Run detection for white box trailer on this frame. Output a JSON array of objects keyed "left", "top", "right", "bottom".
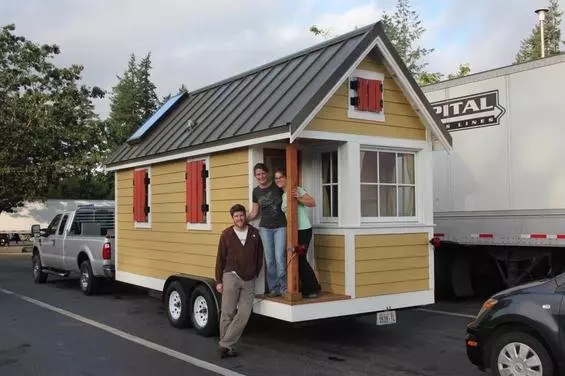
[{"left": 422, "top": 54, "right": 565, "bottom": 298}]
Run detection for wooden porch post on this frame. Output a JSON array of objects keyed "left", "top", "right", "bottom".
[{"left": 284, "top": 143, "right": 302, "bottom": 302}]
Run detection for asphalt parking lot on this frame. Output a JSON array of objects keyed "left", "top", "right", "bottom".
[{"left": 0, "top": 253, "right": 487, "bottom": 376}]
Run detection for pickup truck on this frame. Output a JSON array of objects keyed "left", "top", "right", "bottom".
[{"left": 30, "top": 205, "right": 115, "bottom": 295}]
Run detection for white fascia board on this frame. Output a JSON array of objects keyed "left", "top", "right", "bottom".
[{"left": 107, "top": 132, "right": 290, "bottom": 172}]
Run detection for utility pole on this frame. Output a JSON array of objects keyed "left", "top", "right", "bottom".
[{"left": 535, "top": 8, "right": 549, "bottom": 58}]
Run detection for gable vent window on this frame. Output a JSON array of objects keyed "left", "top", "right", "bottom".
[{"left": 348, "top": 69, "right": 386, "bottom": 122}]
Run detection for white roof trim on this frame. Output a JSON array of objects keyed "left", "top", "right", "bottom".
[
  {"left": 374, "top": 37, "right": 452, "bottom": 152},
  {"left": 106, "top": 132, "right": 290, "bottom": 172}
]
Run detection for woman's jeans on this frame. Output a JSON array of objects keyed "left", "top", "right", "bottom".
[{"left": 259, "top": 226, "right": 287, "bottom": 295}]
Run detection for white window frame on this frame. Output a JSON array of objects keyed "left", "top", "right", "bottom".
[
  {"left": 134, "top": 166, "right": 152, "bottom": 229},
  {"left": 359, "top": 146, "right": 420, "bottom": 224},
  {"left": 348, "top": 68, "right": 385, "bottom": 122},
  {"left": 316, "top": 147, "right": 340, "bottom": 224},
  {"left": 186, "top": 156, "right": 212, "bottom": 231}
]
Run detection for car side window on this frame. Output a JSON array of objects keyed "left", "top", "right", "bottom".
[
  {"left": 46, "top": 214, "right": 62, "bottom": 235},
  {"left": 58, "top": 215, "right": 69, "bottom": 236}
]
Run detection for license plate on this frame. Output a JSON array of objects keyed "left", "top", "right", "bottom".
[{"left": 376, "top": 310, "right": 397, "bottom": 326}]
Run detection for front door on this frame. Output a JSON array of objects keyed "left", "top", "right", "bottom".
[
  {"left": 40, "top": 214, "right": 62, "bottom": 268},
  {"left": 263, "top": 148, "right": 301, "bottom": 185}
]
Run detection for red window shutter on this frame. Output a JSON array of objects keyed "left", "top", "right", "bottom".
[
  {"left": 357, "top": 78, "right": 369, "bottom": 111},
  {"left": 195, "top": 160, "right": 205, "bottom": 223},
  {"left": 133, "top": 170, "right": 147, "bottom": 222},
  {"left": 375, "top": 79, "right": 383, "bottom": 112},
  {"left": 368, "top": 79, "right": 383, "bottom": 112},
  {"left": 186, "top": 160, "right": 207, "bottom": 224},
  {"left": 186, "top": 162, "right": 194, "bottom": 222}
]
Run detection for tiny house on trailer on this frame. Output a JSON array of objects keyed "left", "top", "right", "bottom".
[{"left": 105, "top": 21, "right": 452, "bottom": 336}]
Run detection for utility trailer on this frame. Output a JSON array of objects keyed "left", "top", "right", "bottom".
[{"left": 423, "top": 54, "right": 565, "bottom": 298}]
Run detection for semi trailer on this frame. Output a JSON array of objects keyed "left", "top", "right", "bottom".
[{"left": 423, "top": 53, "right": 565, "bottom": 298}]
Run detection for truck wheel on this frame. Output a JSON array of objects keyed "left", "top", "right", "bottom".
[
  {"left": 491, "top": 331, "right": 553, "bottom": 376},
  {"left": 79, "top": 260, "right": 98, "bottom": 295},
  {"left": 32, "top": 254, "right": 48, "bottom": 284},
  {"left": 165, "top": 281, "right": 190, "bottom": 328},
  {"left": 190, "top": 284, "right": 218, "bottom": 337}
]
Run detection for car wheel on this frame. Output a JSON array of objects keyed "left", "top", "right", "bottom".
[
  {"left": 79, "top": 260, "right": 98, "bottom": 295},
  {"left": 491, "top": 331, "right": 553, "bottom": 376},
  {"left": 165, "top": 281, "right": 190, "bottom": 328},
  {"left": 190, "top": 284, "right": 218, "bottom": 337},
  {"left": 32, "top": 254, "right": 48, "bottom": 283}
]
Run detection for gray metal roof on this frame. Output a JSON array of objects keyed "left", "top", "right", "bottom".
[{"left": 106, "top": 21, "right": 451, "bottom": 168}]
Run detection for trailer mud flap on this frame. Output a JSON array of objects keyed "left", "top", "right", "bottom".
[{"left": 451, "top": 255, "right": 474, "bottom": 297}]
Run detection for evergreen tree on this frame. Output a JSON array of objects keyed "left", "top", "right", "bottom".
[
  {"left": 107, "top": 52, "right": 159, "bottom": 148},
  {"left": 515, "top": 0, "right": 564, "bottom": 63},
  {"left": 380, "top": 0, "right": 434, "bottom": 82},
  {"left": 0, "top": 24, "right": 108, "bottom": 212}
]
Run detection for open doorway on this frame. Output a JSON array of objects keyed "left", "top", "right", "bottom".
[{"left": 263, "top": 148, "right": 302, "bottom": 185}]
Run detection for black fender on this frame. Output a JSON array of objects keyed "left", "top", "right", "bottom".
[{"left": 163, "top": 274, "right": 221, "bottom": 315}]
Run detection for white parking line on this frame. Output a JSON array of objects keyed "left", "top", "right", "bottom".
[
  {"left": 416, "top": 307, "right": 476, "bottom": 319},
  {"left": 0, "top": 287, "right": 245, "bottom": 376}
]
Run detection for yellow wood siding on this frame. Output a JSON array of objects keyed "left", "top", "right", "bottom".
[
  {"left": 116, "top": 148, "right": 249, "bottom": 280},
  {"left": 314, "top": 234, "right": 345, "bottom": 295},
  {"left": 305, "top": 57, "right": 426, "bottom": 140},
  {"left": 355, "top": 233, "right": 429, "bottom": 298}
]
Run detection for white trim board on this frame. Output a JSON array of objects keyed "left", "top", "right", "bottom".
[
  {"left": 114, "top": 172, "right": 119, "bottom": 273},
  {"left": 106, "top": 133, "right": 290, "bottom": 172},
  {"left": 252, "top": 289, "right": 434, "bottom": 322},
  {"left": 300, "top": 130, "right": 428, "bottom": 151},
  {"left": 116, "top": 271, "right": 166, "bottom": 292}
]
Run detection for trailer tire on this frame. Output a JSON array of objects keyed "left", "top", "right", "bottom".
[
  {"left": 79, "top": 260, "right": 98, "bottom": 295},
  {"left": 190, "top": 284, "right": 218, "bottom": 337},
  {"left": 165, "top": 281, "right": 190, "bottom": 328},
  {"left": 32, "top": 253, "right": 47, "bottom": 284}
]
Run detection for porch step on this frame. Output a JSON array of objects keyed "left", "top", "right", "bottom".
[{"left": 256, "top": 292, "right": 350, "bottom": 306}]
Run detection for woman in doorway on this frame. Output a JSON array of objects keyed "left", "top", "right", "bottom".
[
  {"left": 247, "top": 163, "right": 287, "bottom": 297},
  {"left": 274, "top": 169, "right": 321, "bottom": 298}
]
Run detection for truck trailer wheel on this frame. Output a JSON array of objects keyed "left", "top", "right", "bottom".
[
  {"left": 165, "top": 281, "right": 190, "bottom": 328},
  {"left": 79, "top": 260, "right": 98, "bottom": 295},
  {"left": 190, "top": 284, "right": 218, "bottom": 337},
  {"left": 32, "top": 253, "right": 48, "bottom": 284}
]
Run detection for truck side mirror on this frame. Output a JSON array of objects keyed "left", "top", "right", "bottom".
[{"left": 31, "top": 224, "right": 40, "bottom": 236}]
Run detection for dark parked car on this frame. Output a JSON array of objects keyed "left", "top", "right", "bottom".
[{"left": 466, "top": 273, "right": 565, "bottom": 376}]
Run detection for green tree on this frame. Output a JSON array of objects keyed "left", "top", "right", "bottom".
[
  {"left": 0, "top": 24, "right": 107, "bottom": 213},
  {"left": 380, "top": 0, "right": 434, "bottom": 82},
  {"left": 107, "top": 52, "right": 159, "bottom": 148},
  {"left": 515, "top": 0, "right": 564, "bottom": 63},
  {"left": 447, "top": 63, "right": 471, "bottom": 79}
]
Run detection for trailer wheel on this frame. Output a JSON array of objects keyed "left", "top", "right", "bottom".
[
  {"left": 165, "top": 281, "right": 190, "bottom": 328},
  {"left": 32, "top": 253, "right": 47, "bottom": 284},
  {"left": 190, "top": 284, "right": 218, "bottom": 337}
]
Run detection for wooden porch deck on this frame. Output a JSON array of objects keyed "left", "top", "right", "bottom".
[{"left": 255, "top": 292, "right": 351, "bottom": 306}]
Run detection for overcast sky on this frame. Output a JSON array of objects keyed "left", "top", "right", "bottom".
[{"left": 1, "top": 0, "right": 560, "bottom": 118}]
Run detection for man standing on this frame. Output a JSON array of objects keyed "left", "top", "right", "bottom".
[{"left": 215, "top": 204, "right": 264, "bottom": 358}]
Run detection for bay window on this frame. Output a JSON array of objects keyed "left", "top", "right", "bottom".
[{"left": 360, "top": 150, "right": 416, "bottom": 219}]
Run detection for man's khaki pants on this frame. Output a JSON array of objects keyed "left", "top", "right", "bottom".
[{"left": 219, "top": 272, "right": 255, "bottom": 349}]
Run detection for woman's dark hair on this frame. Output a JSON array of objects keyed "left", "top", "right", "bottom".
[
  {"left": 230, "top": 204, "right": 247, "bottom": 217},
  {"left": 253, "top": 163, "right": 269, "bottom": 174},
  {"left": 274, "top": 168, "right": 286, "bottom": 177}
]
